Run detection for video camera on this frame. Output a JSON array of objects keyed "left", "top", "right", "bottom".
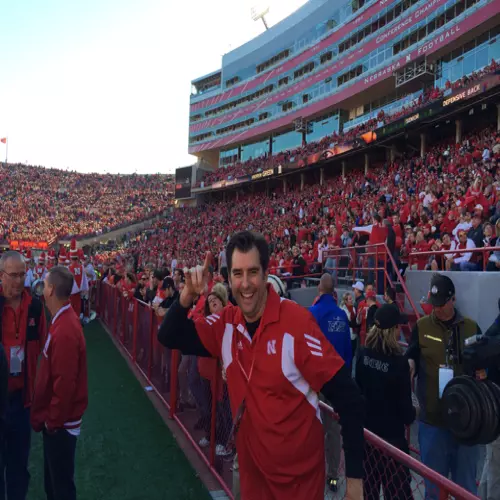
[{"left": 442, "top": 334, "right": 500, "bottom": 446}]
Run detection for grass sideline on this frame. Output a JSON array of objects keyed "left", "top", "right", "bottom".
[{"left": 27, "top": 321, "right": 211, "bottom": 500}]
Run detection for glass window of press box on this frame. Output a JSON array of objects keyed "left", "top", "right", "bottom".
[
  {"left": 434, "top": 27, "right": 500, "bottom": 90},
  {"left": 306, "top": 113, "right": 340, "bottom": 143},
  {"left": 219, "top": 147, "right": 240, "bottom": 168},
  {"left": 272, "top": 129, "right": 303, "bottom": 154},
  {"left": 241, "top": 138, "right": 270, "bottom": 162}
]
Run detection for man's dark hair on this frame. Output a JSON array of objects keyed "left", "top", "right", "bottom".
[
  {"left": 226, "top": 231, "right": 269, "bottom": 274},
  {"left": 162, "top": 277, "right": 175, "bottom": 290},
  {"left": 385, "top": 287, "right": 396, "bottom": 302},
  {"left": 47, "top": 266, "right": 74, "bottom": 300},
  {"left": 153, "top": 269, "right": 164, "bottom": 281}
]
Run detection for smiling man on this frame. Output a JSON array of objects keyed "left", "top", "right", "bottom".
[{"left": 158, "top": 231, "right": 364, "bottom": 500}]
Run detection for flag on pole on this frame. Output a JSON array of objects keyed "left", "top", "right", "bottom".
[{"left": 0, "top": 138, "right": 6, "bottom": 144}]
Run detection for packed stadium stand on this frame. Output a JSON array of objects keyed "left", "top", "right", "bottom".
[
  {"left": 93, "top": 1, "right": 500, "bottom": 497},
  {"left": 4, "top": 0, "right": 500, "bottom": 498},
  {"left": 0, "top": 164, "right": 174, "bottom": 244}
]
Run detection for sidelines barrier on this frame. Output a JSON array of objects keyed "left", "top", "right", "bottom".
[{"left": 98, "top": 282, "right": 479, "bottom": 499}]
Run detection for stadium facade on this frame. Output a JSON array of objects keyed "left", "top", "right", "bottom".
[{"left": 187, "top": 0, "right": 500, "bottom": 173}]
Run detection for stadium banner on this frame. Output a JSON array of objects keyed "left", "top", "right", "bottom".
[
  {"left": 441, "top": 72, "right": 500, "bottom": 107},
  {"left": 9, "top": 240, "right": 49, "bottom": 250},
  {"left": 189, "top": 2, "right": 496, "bottom": 154},
  {"left": 376, "top": 71, "right": 500, "bottom": 138},
  {"left": 175, "top": 166, "right": 193, "bottom": 199},
  {"left": 190, "top": 0, "right": 402, "bottom": 113},
  {"left": 190, "top": 0, "right": 454, "bottom": 134},
  {"left": 251, "top": 168, "right": 274, "bottom": 181},
  {"left": 376, "top": 100, "right": 443, "bottom": 137}
]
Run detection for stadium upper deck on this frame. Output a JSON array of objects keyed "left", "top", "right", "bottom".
[{"left": 188, "top": 0, "right": 500, "bottom": 168}]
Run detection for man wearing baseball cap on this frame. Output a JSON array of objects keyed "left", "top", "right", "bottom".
[
  {"left": 406, "top": 274, "right": 481, "bottom": 498},
  {"left": 352, "top": 281, "right": 365, "bottom": 308}
]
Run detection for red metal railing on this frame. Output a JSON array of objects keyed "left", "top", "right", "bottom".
[
  {"left": 325, "top": 242, "right": 421, "bottom": 333},
  {"left": 98, "top": 281, "right": 479, "bottom": 499},
  {"left": 408, "top": 245, "right": 499, "bottom": 272}
]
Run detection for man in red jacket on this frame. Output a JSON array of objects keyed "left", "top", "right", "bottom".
[
  {"left": 31, "top": 266, "right": 88, "bottom": 500},
  {"left": 0, "top": 250, "right": 46, "bottom": 500}
]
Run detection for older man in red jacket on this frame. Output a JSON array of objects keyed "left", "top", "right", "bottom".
[{"left": 31, "top": 266, "right": 88, "bottom": 500}]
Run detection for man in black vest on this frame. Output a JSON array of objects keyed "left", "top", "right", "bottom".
[{"left": 0, "top": 251, "right": 46, "bottom": 500}]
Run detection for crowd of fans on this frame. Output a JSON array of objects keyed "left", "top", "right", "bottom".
[
  {"left": 196, "top": 59, "right": 499, "bottom": 188},
  {"left": 0, "top": 164, "right": 174, "bottom": 242},
  {"left": 92, "top": 117, "right": 500, "bottom": 500},
  {"left": 97, "top": 122, "right": 500, "bottom": 285}
]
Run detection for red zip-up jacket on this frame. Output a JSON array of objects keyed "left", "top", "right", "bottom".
[{"left": 31, "top": 303, "right": 88, "bottom": 433}]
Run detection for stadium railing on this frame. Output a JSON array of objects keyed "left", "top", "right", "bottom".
[
  {"left": 407, "top": 245, "right": 499, "bottom": 271},
  {"left": 97, "top": 281, "right": 479, "bottom": 499}
]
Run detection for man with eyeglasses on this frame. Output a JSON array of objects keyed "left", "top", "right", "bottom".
[{"left": 0, "top": 251, "right": 47, "bottom": 500}]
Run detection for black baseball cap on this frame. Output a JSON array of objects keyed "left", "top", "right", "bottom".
[
  {"left": 429, "top": 274, "right": 455, "bottom": 307},
  {"left": 374, "top": 304, "right": 402, "bottom": 329}
]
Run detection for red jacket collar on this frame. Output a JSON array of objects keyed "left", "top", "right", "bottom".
[{"left": 232, "top": 283, "right": 281, "bottom": 331}]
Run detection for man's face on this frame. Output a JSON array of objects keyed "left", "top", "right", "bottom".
[
  {"left": 229, "top": 247, "right": 268, "bottom": 322},
  {"left": 1, "top": 258, "right": 26, "bottom": 299},
  {"left": 434, "top": 298, "right": 455, "bottom": 321}
]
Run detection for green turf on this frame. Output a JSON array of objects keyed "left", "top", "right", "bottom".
[{"left": 28, "top": 321, "right": 211, "bottom": 500}]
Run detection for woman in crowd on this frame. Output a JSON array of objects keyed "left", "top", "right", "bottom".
[
  {"left": 355, "top": 304, "right": 417, "bottom": 500},
  {"left": 197, "top": 283, "right": 232, "bottom": 457},
  {"left": 340, "top": 292, "right": 358, "bottom": 361}
]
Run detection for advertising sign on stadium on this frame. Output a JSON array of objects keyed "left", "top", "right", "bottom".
[
  {"left": 442, "top": 74, "right": 500, "bottom": 107},
  {"left": 405, "top": 113, "right": 420, "bottom": 125},
  {"left": 175, "top": 166, "right": 193, "bottom": 199},
  {"left": 251, "top": 169, "right": 274, "bottom": 180},
  {"left": 9, "top": 240, "right": 49, "bottom": 250}
]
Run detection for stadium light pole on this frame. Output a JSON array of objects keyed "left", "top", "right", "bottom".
[{"left": 251, "top": 4, "right": 270, "bottom": 30}]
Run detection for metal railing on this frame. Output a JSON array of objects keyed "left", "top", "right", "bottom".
[
  {"left": 97, "top": 281, "right": 479, "bottom": 499},
  {"left": 408, "top": 245, "right": 499, "bottom": 272}
]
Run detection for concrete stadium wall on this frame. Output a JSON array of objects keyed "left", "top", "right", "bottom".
[
  {"left": 405, "top": 271, "right": 500, "bottom": 333},
  {"left": 289, "top": 286, "right": 318, "bottom": 307},
  {"left": 290, "top": 271, "right": 500, "bottom": 334}
]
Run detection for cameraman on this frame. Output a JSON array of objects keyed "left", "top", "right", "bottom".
[
  {"left": 407, "top": 274, "right": 481, "bottom": 498},
  {"left": 479, "top": 298, "right": 500, "bottom": 500}
]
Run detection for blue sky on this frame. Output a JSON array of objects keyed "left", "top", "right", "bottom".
[{"left": 0, "top": 0, "right": 307, "bottom": 174}]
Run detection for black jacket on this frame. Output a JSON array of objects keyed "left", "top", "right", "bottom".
[
  {"left": 0, "top": 344, "right": 7, "bottom": 433},
  {"left": 160, "top": 290, "right": 180, "bottom": 310},
  {"left": 485, "top": 311, "right": 500, "bottom": 385},
  {"left": 355, "top": 346, "right": 415, "bottom": 448}
]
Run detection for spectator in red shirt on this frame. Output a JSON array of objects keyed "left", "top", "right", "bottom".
[{"left": 32, "top": 266, "right": 87, "bottom": 500}]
